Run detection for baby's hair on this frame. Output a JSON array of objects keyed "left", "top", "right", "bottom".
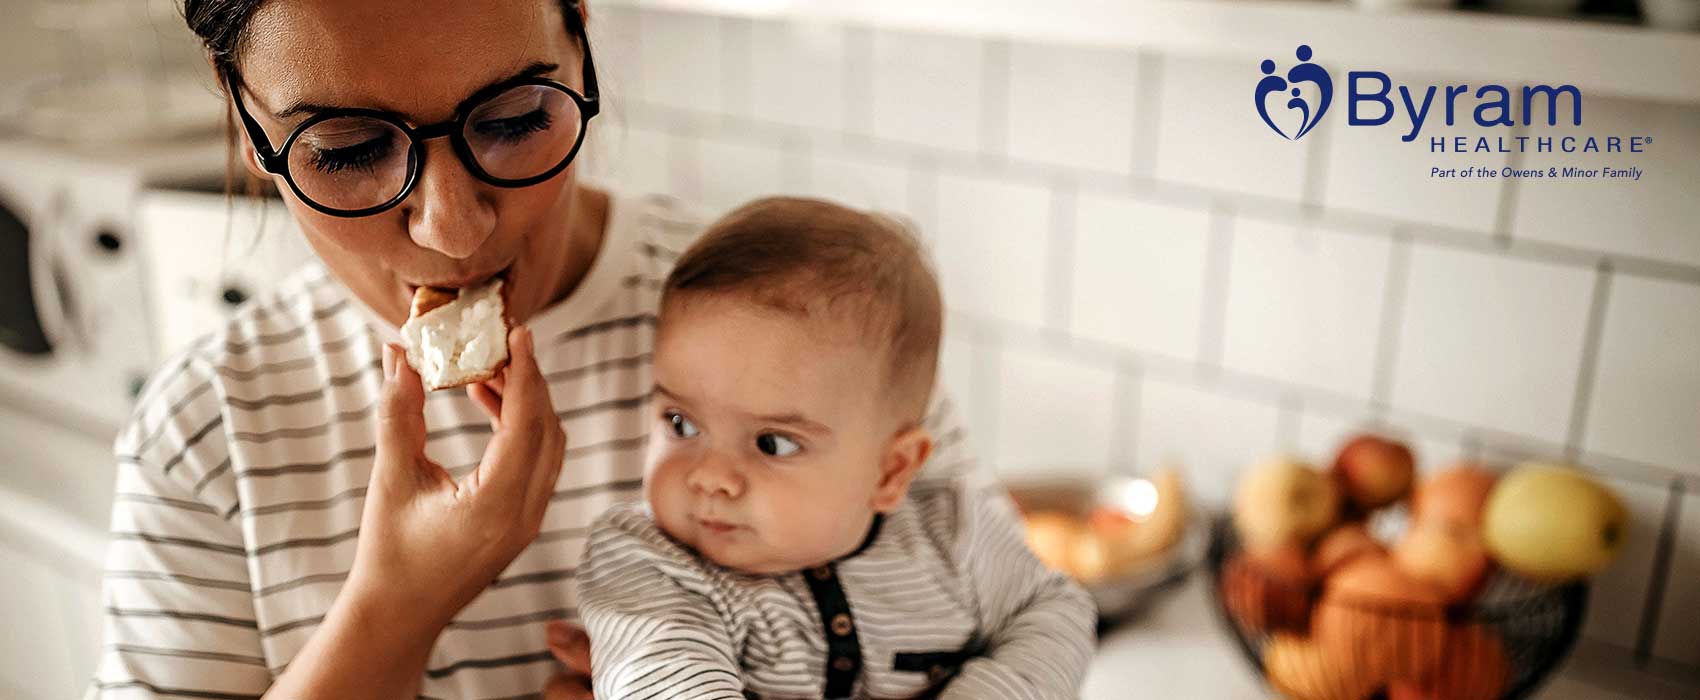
[{"left": 662, "top": 196, "right": 943, "bottom": 427}]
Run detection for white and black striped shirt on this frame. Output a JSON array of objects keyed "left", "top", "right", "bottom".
[
  {"left": 85, "top": 192, "right": 1039, "bottom": 700},
  {"left": 578, "top": 483, "right": 1096, "bottom": 700}
]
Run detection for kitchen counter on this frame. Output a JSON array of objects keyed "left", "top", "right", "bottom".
[{"left": 1083, "top": 573, "right": 1697, "bottom": 700}]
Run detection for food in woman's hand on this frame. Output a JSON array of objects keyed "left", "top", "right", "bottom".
[
  {"left": 1331, "top": 435, "right": 1415, "bottom": 512},
  {"left": 1234, "top": 457, "right": 1339, "bottom": 549},
  {"left": 1482, "top": 463, "right": 1627, "bottom": 583},
  {"left": 401, "top": 279, "right": 510, "bottom": 391}
]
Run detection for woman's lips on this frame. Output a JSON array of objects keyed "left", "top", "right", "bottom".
[{"left": 405, "top": 264, "right": 513, "bottom": 295}]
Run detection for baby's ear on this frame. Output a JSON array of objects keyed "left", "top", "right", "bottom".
[{"left": 870, "top": 426, "right": 932, "bottom": 512}]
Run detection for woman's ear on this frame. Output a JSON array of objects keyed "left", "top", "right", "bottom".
[{"left": 869, "top": 426, "right": 933, "bottom": 513}]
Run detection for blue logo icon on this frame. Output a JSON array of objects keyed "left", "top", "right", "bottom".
[{"left": 1255, "top": 45, "right": 1333, "bottom": 140}]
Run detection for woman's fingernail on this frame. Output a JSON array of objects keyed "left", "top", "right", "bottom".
[
  {"left": 382, "top": 344, "right": 396, "bottom": 380},
  {"left": 523, "top": 326, "right": 536, "bottom": 353}
]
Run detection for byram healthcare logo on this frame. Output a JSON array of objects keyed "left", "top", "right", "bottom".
[
  {"left": 1250, "top": 45, "right": 1654, "bottom": 175},
  {"left": 1254, "top": 45, "right": 1332, "bottom": 141}
]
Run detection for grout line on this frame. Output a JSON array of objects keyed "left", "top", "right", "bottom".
[
  {"left": 1565, "top": 259, "right": 1614, "bottom": 463},
  {"left": 980, "top": 38, "right": 1011, "bottom": 168},
  {"left": 1131, "top": 50, "right": 1164, "bottom": 181},
  {"left": 1369, "top": 229, "right": 1413, "bottom": 411},
  {"left": 1195, "top": 203, "right": 1236, "bottom": 379},
  {"left": 1635, "top": 479, "right": 1685, "bottom": 666},
  {"left": 1491, "top": 123, "right": 1527, "bottom": 248},
  {"left": 719, "top": 16, "right": 753, "bottom": 121},
  {"left": 1046, "top": 178, "right": 1079, "bottom": 334}
]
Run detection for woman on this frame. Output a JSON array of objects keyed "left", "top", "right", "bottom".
[{"left": 92, "top": 1, "right": 996, "bottom": 698}]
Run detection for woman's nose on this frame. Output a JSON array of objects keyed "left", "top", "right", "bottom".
[
  {"left": 405, "top": 139, "right": 497, "bottom": 259},
  {"left": 686, "top": 454, "right": 745, "bottom": 499}
]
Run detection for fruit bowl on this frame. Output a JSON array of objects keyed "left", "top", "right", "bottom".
[
  {"left": 1008, "top": 473, "right": 1208, "bottom": 623},
  {"left": 1206, "top": 516, "right": 1587, "bottom": 700}
]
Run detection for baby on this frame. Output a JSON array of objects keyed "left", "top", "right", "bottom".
[{"left": 575, "top": 197, "right": 1096, "bottom": 700}]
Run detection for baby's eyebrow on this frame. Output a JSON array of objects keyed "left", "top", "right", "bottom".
[{"left": 754, "top": 412, "right": 832, "bottom": 436}]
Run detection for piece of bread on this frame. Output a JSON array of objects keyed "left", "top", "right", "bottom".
[{"left": 399, "top": 279, "right": 510, "bottom": 391}]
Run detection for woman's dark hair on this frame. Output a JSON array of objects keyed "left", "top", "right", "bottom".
[{"left": 184, "top": 0, "right": 587, "bottom": 79}]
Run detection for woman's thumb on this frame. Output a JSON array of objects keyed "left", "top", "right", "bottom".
[{"left": 378, "top": 344, "right": 427, "bottom": 454}]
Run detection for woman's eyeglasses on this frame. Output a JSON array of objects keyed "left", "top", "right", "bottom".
[{"left": 226, "top": 44, "right": 599, "bottom": 218}]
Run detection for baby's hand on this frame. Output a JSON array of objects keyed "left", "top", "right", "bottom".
[{"left": 543, "top": 620, "right": 594, "bottom": 699}]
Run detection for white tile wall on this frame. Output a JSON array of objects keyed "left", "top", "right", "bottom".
[
  {"left": 1133, "top": 377, "right": 1283, "bottom": 505},
  {"left": 1154, "top": 55, "right": 1309, "bottom": 203},
  {"left": 1583, "top": 276, "right": 1700, "bottom": 475},
  {"left": 1391, "top": 246, "right": 1595, "bottom": 442},
  {"left": 992, "top": 347, "right": 1118, "bottom": 479},
  {"left": 1068, "top": 192, "right": 1212, "bottom": 362},
  {"left": 687, "top": 135, "right": 797, "bottom": 215},
  {"left": 1581, "top": 476, "right": 1675, "bottom": 650},
  {"left": 1512, "top": 97, "right": 1700, "bottom": 267},
  {"left": 868, "top": 30, "right": 983, "bottom": 153},
  {"left": 1004, "top": 42, "right": 1141, "bottom": 175},
  {"left": 802, "top": 149, "right": 911, "bottom": 214},
  {"left": 1655, "top": 491, "right": 1700, "bottom": 666},
  {"left": 588, "top": 5, "right": 644, "bottom": 103},
  {"left": 1221, "top": 216, "right": 1391, "bottom": 400},
  {"left": 0, "top": 541, "right": 80, "bottom": 698},
  {"left": 932, "top": 172, "right": 1053, "bottom": 327},
  {"left": 635, "top": 10, "right": 725, "bottom": 114},
  {"left": 744, "top": 19, "right": 846, "bottom": 133}
]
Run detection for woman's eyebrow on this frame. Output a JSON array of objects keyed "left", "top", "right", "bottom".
[{"left": 270, "top": 61, "right": 561, "bottom": 121}]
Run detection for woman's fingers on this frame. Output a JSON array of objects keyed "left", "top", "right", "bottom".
[
  {"left": 466, "top": 381, "right": 503, "bottom": 430},
  {"left": 372, "top": 345, "right": 451, "bottom": 492},
  {"left": 481, "top": 326, "right": 566, "bottom": 500}
]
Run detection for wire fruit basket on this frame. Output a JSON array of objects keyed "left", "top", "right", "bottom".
[{"left": 1205, "top": 516, "right": 1587, "bottom": 700}]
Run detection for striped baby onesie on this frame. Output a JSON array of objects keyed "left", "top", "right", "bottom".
[{"left": 577, "top": 481, "right": 1097, "bottom": 700}]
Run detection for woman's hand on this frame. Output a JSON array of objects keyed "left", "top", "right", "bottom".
[
  {"left": 350, "top": 325, "right": 567, "bottom": 629},
  {"left": 262, "top": 326, "right": 566, "bottom": 700}
]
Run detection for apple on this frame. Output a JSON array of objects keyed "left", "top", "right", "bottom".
[
  {"left": 1392, "top": 520, "right": 1491, "bottom": 602},
  {"left": 1413, "top": 463, "right": 1497, "bottom": 528},
  {"left": 1483, "top": 463, "right": 1627, "bottom": 583},
  {"left": 1235, "top": 456, "right": 1340, "bottom": 549},
  {"left": 1220, "top": 545, "right": 1314, "bottom": 633},
  {"left": 1311, "top": 524, "right": 1387, "bottom": 578},
  {"left": 1313, "top": 558, "right": 1447, "bottom": 682},
  {"left": 1264, "top": 633, "right": 1382, "bottom": 700},
  {"left": 1332, "top": 434, "right": 1415, "bottom": 511}
]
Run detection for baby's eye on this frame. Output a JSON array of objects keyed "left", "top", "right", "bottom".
[
  {"left": 664, "top": 411, "right": 700, "bottom": 439},
  {"left": 755, "top": 433, "right": 800, "bottom": 457}
]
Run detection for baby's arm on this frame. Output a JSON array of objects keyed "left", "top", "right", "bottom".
[
  {"left": 577, "top": 505, "right": 747, "bottom": 700},
  {"left": 939, "top": 487, "right": 1098, "bottom": 700}
]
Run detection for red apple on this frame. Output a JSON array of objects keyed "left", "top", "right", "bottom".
[
  {"left": 1392, "top": 520, "right": 1491, "bottom": 602},
  {"left": 1413, "top": 463, "right": 1497, "bottom": 528},
  {"left": 1332, "top": 434, "right": 1415, "bottom": 512}
]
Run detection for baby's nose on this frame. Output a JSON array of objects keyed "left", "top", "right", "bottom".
[{"left": 686, "top": 456, "right": 745, "bottom": 499}]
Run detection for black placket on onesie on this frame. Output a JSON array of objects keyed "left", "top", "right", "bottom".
[{"left": 801, "top": 513, "right": 885, "bottom": 700}]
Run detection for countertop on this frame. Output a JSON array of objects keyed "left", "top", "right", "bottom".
[{"left": 1082, "top": 573, "right": 1697, "bottom": 700}]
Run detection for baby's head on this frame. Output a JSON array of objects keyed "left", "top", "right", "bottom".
[{"left": 645, "top": 197, "right": 943, "bottom": 574}]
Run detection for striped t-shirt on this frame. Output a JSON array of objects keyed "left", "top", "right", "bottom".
[
  {"left": 578, "top": 484, "right": 1096, "bottom": 700},
  {"left": 86, "top": 191, "right": 1023, "bottom": 700}
]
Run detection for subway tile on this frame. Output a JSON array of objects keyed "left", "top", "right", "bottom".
[
  {"left": 802, "top": 150, "right": 911, "bottom": 214},
  {"left": 1134, "top": 377, "right": 1283, "bottom": 506},
  {"left": 594, "top": 124, "right": 677, "bottom": 198},
  {"left": 932, "top": 172, "right": 1053, "bottom": 327},
  {"left": 1578, "top": 476, "right": 1671, "bottom": 651},
  {"left": 1068, "top": 192, "right": 1211, "bottom": 362},
  {"left": 1512, "top": 97, "right": 1700, "bottom": 267},
  {"left": 586, "top": 5, "right": 643, "bottom": 102},
  {"left": 689, "top": 136, "right": 797, "bottom": 216},
  {"left": 993, "top": 347, "right": 1117, "bottom": 480},
  {"left": 1583, "top": 275, "right": 1700, "bottom": 475},
  {"left": 1154, "top": 54, "right": 1308, "bottom": 203},
  {"left": 1391, "top": 246, "right": 1593, "bottom": 442},
  {"left": 1221, "top": 217, "right": 1391, "bottom": 400},
  {"left": 1005, "top": 42, "right": 1140, "bottom": 175},
  {"left": 1653, "top": 489, "right": 1700, "bottom": 667},
  {"left": 868, "top": 29, "right": 983, "bottom": 153},
  {"left": 743, "top": 19, "right": 845, "bottom": 133},
  {"left": 1319, "top": 73, "right": 1508, "bottom": 234},
  {"left": 635, "top": 10, "right": 724, "bottom": 114}
]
